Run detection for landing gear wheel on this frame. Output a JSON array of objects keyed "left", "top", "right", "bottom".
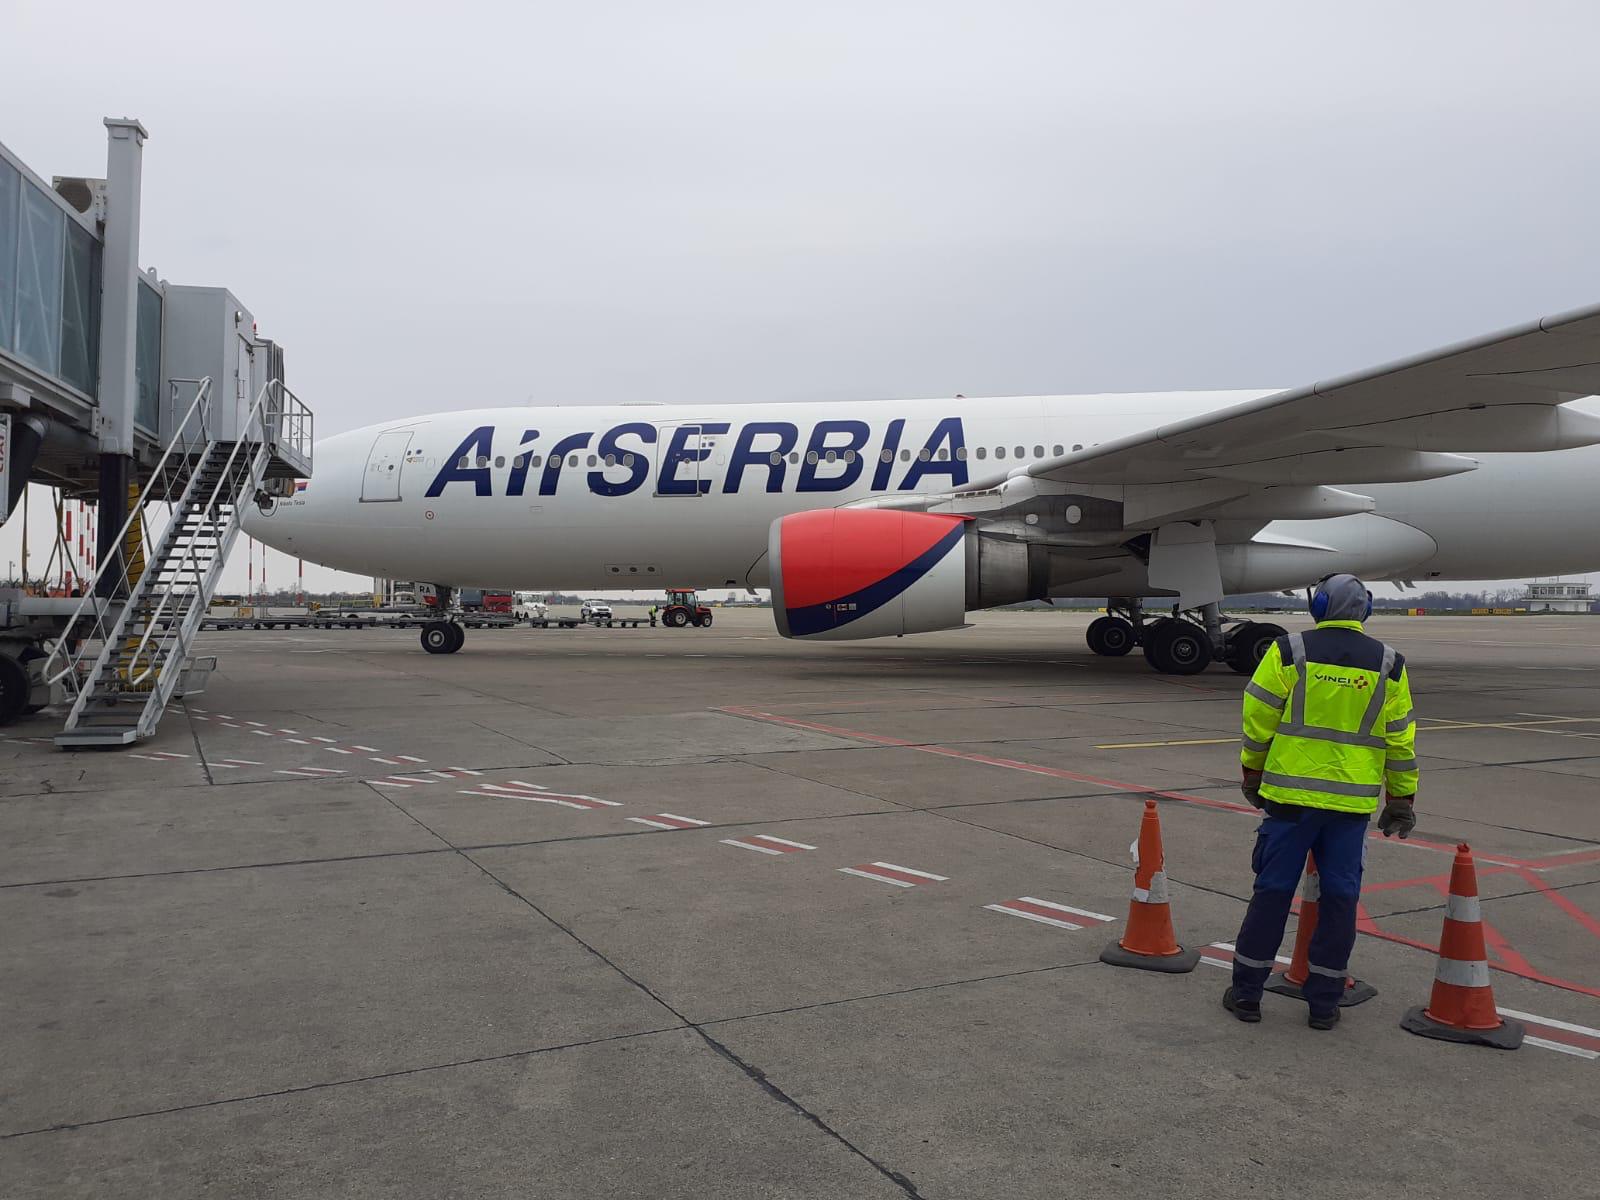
[
  {"left": 1146, "top": 620, "right": 1212, "bottom": 675},
  {"left": 0, "top": 654, "right": 29, "bottom": 724},
  {"left": 1226, "top": 622, "right": 1284, "bottom": 675},
  {"left": 421, "top": 622, "right": 454, "bottom": 654},
  {"left": 1086, "top": 615, "right": 1135, "bottom": 657},
  {"left": 446, "top": 623, "right": 466, "bottom": 652}
]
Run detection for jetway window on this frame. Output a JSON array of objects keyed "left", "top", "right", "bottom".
[
  {"left": 0, "top": 156, "right": 17, "bottom": 353},
  {"left": 14, "top": 180, "right": 64, "bottom": 373},
  {"left": 134, "top": 278, "right": 161, "bottom": 429},
  {"left": 58, "top": 219, "right": 99, "bottom": 395}
]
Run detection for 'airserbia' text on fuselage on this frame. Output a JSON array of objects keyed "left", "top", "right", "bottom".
[{"left": 423, "top": 418, "right": 973, "bottom": 498}]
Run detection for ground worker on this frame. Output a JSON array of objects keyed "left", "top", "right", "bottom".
[{"left": 1223, "top": 573, "right": 1419, "bottom": 1030}]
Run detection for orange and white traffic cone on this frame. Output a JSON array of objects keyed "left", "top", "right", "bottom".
[
  {"left": 1100, "top": 799, "right": 1199, "bottom": 973},
  {"left": 1400, "top": 844, "right": 1523, "bottom": 1049},
  {"left": 1265, "top": 852, "right": 1377, "bottom": 1006}
]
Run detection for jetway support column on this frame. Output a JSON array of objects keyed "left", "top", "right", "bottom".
[{"left": 93, "top": 118, "right": 148, "bottom": 596}]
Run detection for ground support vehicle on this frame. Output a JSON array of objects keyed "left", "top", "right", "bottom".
[{"left": 660, "top": 588, "right": 714, "bottom": 628}]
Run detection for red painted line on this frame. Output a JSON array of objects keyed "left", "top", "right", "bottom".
[
  {"left": 1006, "top": 898, "right": 1113, "bottom": 925},
  {"left": 844, "top": 863, "right": 944, "bottom": 886},
  {"left": 1517, "top": 869, "right": 1600, "bottom": 942}
]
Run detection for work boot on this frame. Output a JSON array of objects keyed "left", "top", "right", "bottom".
[
  {"left": 1222, "top": 986, "right": 1262, "bottom": 1023},
  {"left": 1308, "top": 1008, "right": 1341, "bottom": 1031}
]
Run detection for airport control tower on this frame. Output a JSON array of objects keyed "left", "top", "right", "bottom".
[{"left": 0, "top": 118, "right": 312, "bottom": 743}]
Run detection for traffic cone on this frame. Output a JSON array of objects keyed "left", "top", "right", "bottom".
[
  {"left": 1400, "top": 844, "right": 1523, "bottom": 1049},
  {"left": 1265, "top": 852, "right": 1377, "bottom": 1006},
  {"left": 1100, "top": 800, "right": 1199, "bottom": 973}
]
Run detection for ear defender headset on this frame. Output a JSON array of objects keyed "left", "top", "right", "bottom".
[{"left": 1308, "top": 573, "right": 1374, "bottom": 622}]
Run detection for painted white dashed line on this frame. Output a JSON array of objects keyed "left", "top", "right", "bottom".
[
  {"left": 838, "top": 861, "right": 948, "bottom": 888},
  {"left": 627, "top": 814, "right": 712, "bottom": 830},
  {"left": 368, "top": 774, "right": 439, "bottom": 788},
  {"left": 325, "top": 747, "right": 353, "bottom": 755},
  {"left": 253, "top": 729, "right": 274, "bottom": 737},
  {"left": 130, "top": 750, "right": 192, "bottom": 762},
  {"left": 312, "top": 736, "right": 337, "bottom": 743},
  {"left": 288, "top": 738, "right": 309, "bottom": 744},
  {"left": 244, "top": 721, "right": 265, "bottom": 727},
  {"left": 461, "top": 781, "right": 622, "bottom": 809},
  {"left": 192, "top": 714, "right": 211, "bottom": 721},
  {"left": 722, "top": 834, "right": 817, "bottom": 856},
  {"left": 277, "top": 728, "right": 299, "bottom": 735},
  {"left": 984, "top": 897, "right": 1116, "bottom": 931},
  {"left": 371, "top": 757, "right": 400, "bottom": 765},
  {"left": 397, "top": 755, "right": 427, "bottom": 763},
  {"left": 213, "top": 758, "right": 265, "bottom": 770},
  {"left": 352, "top": 745, "right": 378, "bottom": 753}
]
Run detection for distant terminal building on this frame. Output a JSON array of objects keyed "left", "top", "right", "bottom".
[{"left": 1523, "top": 579, "right": 1594, "bottom": 614}]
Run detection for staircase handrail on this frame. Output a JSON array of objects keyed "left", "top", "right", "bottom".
[
  {"left": 126, "top": 381, "right": 280, "bottom": 685},
  {"left": 42, "top": 378, "right": 214, "bottom": 688}
]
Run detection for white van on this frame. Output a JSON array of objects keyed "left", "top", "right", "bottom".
[{"left": 513, "top": 592, "right": 548, "bottom": 620}]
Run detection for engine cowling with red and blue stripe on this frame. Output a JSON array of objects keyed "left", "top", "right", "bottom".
[{"left": 769, "top": 509, "right": 1047, "bottom": 640}]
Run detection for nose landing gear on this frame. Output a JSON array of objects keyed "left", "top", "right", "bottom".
[{"left": 421, "top": 621, "right": 465, "bottom": 654}]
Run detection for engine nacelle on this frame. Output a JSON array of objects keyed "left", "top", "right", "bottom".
[{"left": 769, "top": 509, "right": 1052, "bottom": 640}]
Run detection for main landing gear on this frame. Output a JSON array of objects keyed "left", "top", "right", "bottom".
[
  {"left": 421, "top": 620, "right": 465, "bottom": 655},
  {"left": 1086, "top": 599, "right": 1284, "bottom": 677}
]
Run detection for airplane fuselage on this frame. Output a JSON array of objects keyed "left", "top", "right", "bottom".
[{"left": 246, "top": 393, "right": 1600, "bottom": 596}]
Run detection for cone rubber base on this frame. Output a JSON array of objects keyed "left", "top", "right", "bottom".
[
  {"left": 1100, "top": 941, "right": 1200, "bottom": 973},
  {"left": 1264, "top": 974, "right": 1378, "bottom": 1007},
  {"left": 1400, "top": 1005, "right": 1524, "bottom": 1050}
]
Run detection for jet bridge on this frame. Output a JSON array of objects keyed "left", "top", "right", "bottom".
[{"left": 0, "top": 118, "right": 313, "bottom": 739}]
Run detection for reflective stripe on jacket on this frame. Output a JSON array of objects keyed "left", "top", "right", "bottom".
[{"left": 1240, "top": 619, "right": 1418, "bottom": 813}]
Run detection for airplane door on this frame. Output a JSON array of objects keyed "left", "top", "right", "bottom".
[
  {"left": 361, "top": 430, "right": 413, "bottom": 502},
  {"left": 655, "top": 424, "right": 716, "bottom": 496}
]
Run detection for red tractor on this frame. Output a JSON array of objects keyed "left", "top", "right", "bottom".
[{"left": 661, "top": 588, "right": 713, "bottom": 628}]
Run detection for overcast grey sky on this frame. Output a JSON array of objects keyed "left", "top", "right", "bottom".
[{"left": 4, "top": 1, "right": 1599, "bottom": 596}]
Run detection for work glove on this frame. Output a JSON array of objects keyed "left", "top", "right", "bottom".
[
  {"left": 1378, "top": 793, "right": 1417, "bottom": 839},
  {"left": 1241, "top": 767, "right": 1265, "bottom": 810}
]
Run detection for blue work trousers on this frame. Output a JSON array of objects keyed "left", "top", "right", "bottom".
[{"left": 1231, "top": 804, "right": 1368, "bottom": 1014}]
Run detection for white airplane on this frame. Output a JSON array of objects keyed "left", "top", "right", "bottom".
[{"left": 246, "top": 303, "right": 1600, "bottom": 674}]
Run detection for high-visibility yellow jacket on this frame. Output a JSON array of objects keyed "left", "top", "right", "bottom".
[{"left": 1241, "top": 619, "right": 1418, "bottom": 813}]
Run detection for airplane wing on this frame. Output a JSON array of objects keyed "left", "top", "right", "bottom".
[{"left": 1019, "top": 301, "right": 1600, "bottom": 489}]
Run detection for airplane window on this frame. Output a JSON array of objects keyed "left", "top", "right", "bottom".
[
  {"left": 495, "top": 456, "right": 506, "bottom": 469},
  {"left": 1033, "top": 445, "right": 1044, "bottom": 458},
  {"left": 806, "top": 451, "right": 819, "bottom": 465},
  {"left": 1073, "top": 443, "right": 1082, "bottom": 451},
  {"left": 605, "top": 453, "right": 616, "bottom": 467},
  {"left": 975, "top": 446, "right": 987, "bottom": 460},
  {"left": 788, "top": 452, "right": 799, "bottom": 464},
  {"left": 587, "top": 455, "right": 598, "bottom": 467},
  {"left": 956, "top": 447, "right": 968, "bottom": 460},
  {"left": 568, "top": 454, "right": 579, "bottom": 468},
  {"left": 900, "top": 448, "right": 912, "bottom": 461},
  {"left": 476, "top": 455, "right": 490, "bottom": 468},
  {"left": 844, "top": 450, "right": 856, "bottom": 464},
  {"left": 879, "top": 449, "right": 892, "bottom": 464},
  {"left": 623, "top": 453, "right": 634, "bottom": 467},
  {"left": 458, "top": 456, "right": 470, "bottom": 469},
  {"left": 770, "top": 452, "right": 782, "bottom": 465},
  {"left": 996, "top": 447, "right": 1006, "bottom": 459},
  {"left": 531, "top": 455, "right": 543, "bottom": 467},
  {"left": 917, "top": 448, "right": 931, "bottom": 461},
  {"left": 936, "top": 448, "right": 948, "bottom": 460},
  {"left": 824, "top": 450, "right": 837, "bottom": 463},
  {"left": 514, "top": 455, "right": 527, "bottom": 469},
  {"left": 1014, "top": 446, "right": 1025, "bottom": 458},
  {"left": 1052, "top": 445, "right": 1064, "bottom": 456}
]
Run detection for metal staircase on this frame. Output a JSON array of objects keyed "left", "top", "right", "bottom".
[{"left": 44, "top": 377, "right": 313, "bottom": 747}]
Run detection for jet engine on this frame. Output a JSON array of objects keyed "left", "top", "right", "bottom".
[{"left": 769, "top": 509, "right": 1056, "bottom": 640}]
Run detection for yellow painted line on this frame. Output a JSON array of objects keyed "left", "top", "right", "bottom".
[
  {"left": 1416, "top": 716, "right": 1600, "bottom": 733},
  {"left": 1096, "top": 737, "right": 1239, "bottom": 749}
]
